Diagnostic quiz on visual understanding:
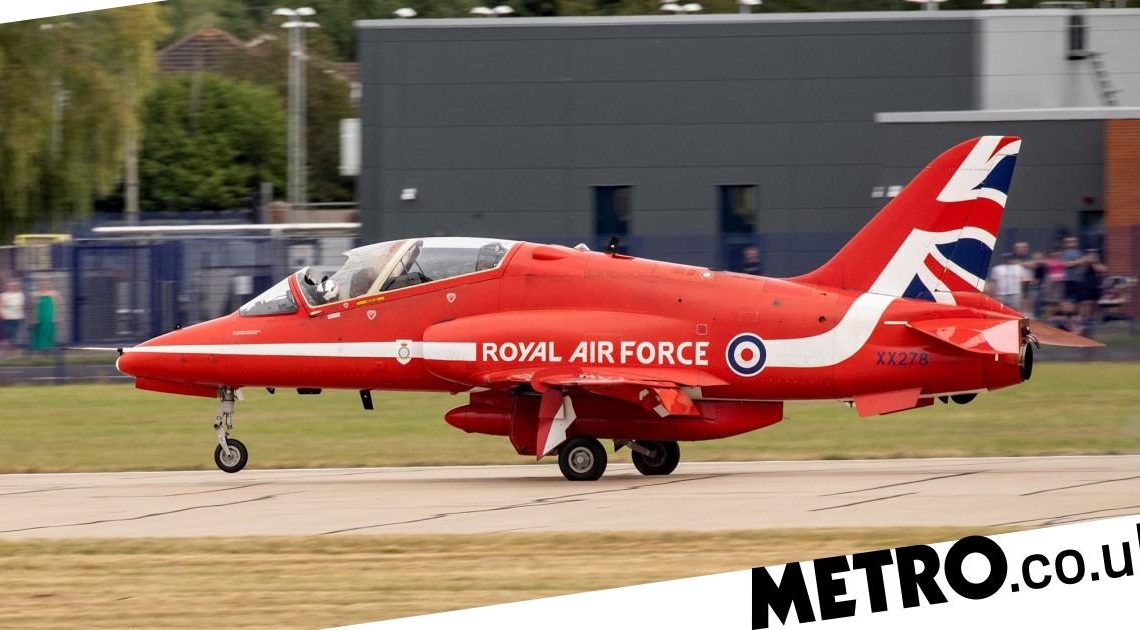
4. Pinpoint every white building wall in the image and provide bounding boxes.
[980,9,1140,110]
